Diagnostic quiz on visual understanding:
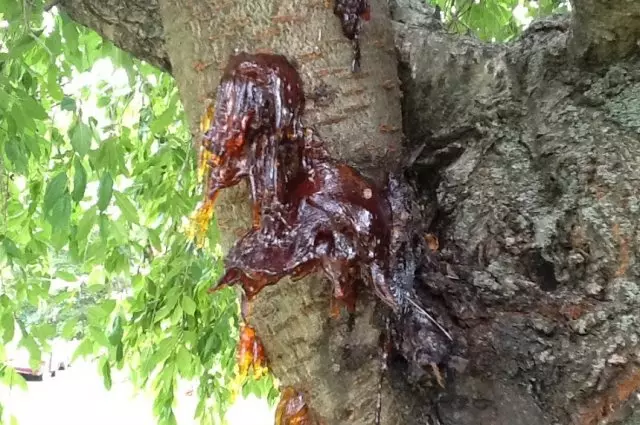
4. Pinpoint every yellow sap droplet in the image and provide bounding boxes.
[253,364,269,380]
[198,148,213,181]
[186,198,215,248]
[200,105,215,132]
